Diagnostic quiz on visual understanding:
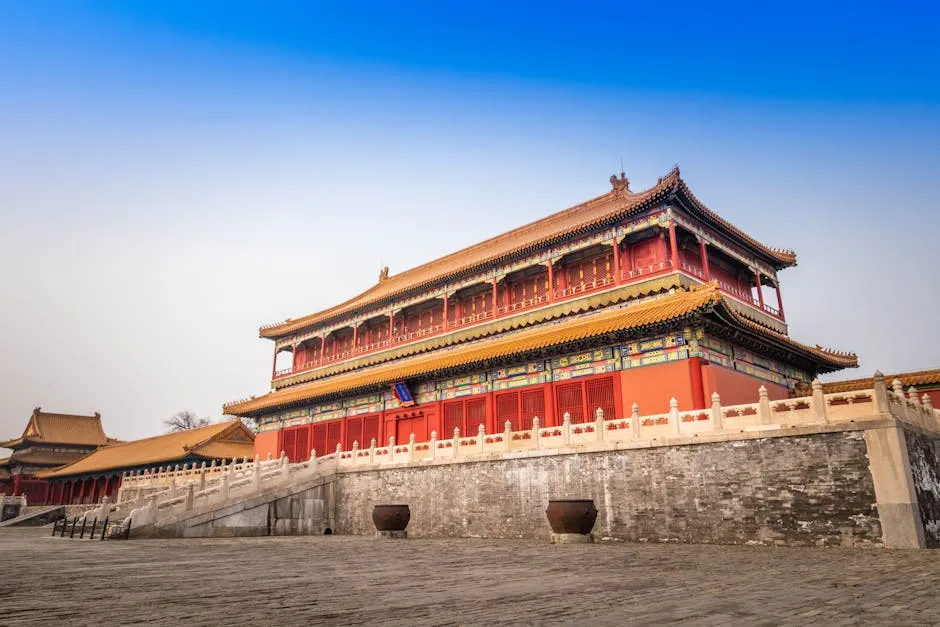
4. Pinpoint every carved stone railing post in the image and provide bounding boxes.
[310,448,318,465]
[388,436,396,462]
[352,440,360,457]
[430,430,438,460]
[811,379,828,424]
[909,387,925,428]
[369,438,376,464]
[253,460,261,490]
[669,398,680,435]
[531,417,541,448]
[710,392,723,431]
[873,370,891,417]
[922,394,940,431]
[184,483,194,512]
[631,403,640,440]
[198,469,206,492]
[167,478,177,499]
[504,420,512,451]
[758,386,772,425]
[452,428,460,458]
[477,424,485,455]
[409,433,416,462]
[335,443,342,457]
[280,452,290,482]
[562,412,572,445]
[595,408,605,442]
[891,379,906,420]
